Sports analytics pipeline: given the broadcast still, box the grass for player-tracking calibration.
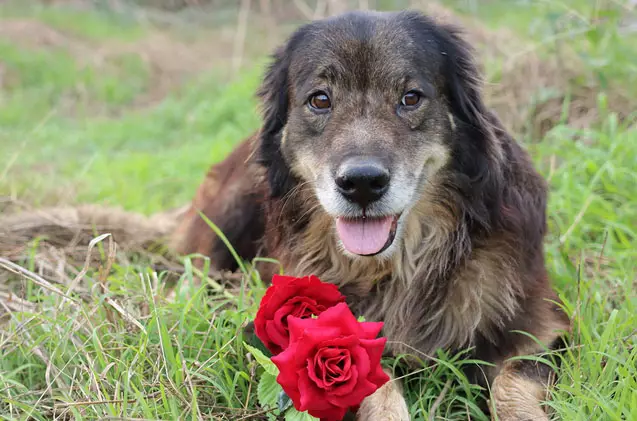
[1,0,636,420]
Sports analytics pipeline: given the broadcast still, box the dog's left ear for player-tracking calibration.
[438,25,491,137]
[256,43,296,198]
[432,21,505,229]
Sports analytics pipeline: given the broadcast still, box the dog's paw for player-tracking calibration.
[355,378,410,421]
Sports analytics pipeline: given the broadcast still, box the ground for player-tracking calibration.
[0,0,635,420]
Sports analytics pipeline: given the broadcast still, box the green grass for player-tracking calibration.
[445,0,637,98]
[0,44,263,211]
[0,1,147,41]
[1,1,636,420]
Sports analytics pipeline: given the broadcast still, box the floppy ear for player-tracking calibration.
[435,23,505,232]
[256,45,296,198]
[438,25,492,137]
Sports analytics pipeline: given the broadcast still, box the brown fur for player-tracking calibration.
[171,10,570,420]
[170,138,267,274]
[356,369,410,421]
[490,360,553,421]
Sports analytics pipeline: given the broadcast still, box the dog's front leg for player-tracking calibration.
[489,359,551,421]
[355,369,410,421]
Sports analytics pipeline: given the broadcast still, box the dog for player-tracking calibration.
[171,10,570,420]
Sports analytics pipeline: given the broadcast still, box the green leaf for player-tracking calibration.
[244,342,279,376]
[278,390,292,413]
[257,372,281,409]
[243,322,273,359]
[284,407,320,421]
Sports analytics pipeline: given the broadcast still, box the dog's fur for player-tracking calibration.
[171,10,570,420]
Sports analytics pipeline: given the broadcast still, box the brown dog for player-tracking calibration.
[171,10,570,420]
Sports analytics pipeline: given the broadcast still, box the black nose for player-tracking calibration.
[335,160,390,207]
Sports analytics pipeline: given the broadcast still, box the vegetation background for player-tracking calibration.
[0,0,635,419]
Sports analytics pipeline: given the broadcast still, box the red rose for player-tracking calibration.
[254,274,345,355]
[271,302,390,421]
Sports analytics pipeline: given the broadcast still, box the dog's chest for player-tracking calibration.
[276,210,521,356]
[283,247,521,358]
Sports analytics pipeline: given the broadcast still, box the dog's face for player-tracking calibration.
[258,10,496,259]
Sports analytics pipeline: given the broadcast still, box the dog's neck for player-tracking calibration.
[272,175,464,289]
[266,186,522,356]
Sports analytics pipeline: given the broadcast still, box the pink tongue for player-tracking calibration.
[335,216,393,255]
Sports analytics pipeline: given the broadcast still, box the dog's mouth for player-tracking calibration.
[335,214,400,256]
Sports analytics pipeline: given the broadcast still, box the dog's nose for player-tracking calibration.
[335,159,390,207]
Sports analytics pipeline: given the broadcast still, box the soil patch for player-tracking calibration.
[419,2,635,137]
[0,18,233,113]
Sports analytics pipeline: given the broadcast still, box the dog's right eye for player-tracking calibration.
[308,92,331,111]
[400,91,422,108]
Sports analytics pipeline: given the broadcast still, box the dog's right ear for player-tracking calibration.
[256,44,295,198]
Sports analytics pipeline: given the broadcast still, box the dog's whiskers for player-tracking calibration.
[276,180,314,226]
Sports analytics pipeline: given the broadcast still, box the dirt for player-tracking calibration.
[0,17,237,112]
[418,2,635,136]
[97,31,235,108]
[0,19,77,49]
[1,1,634,132]
[1,0,635,291]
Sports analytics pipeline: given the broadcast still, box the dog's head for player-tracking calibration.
[257,10,501,259]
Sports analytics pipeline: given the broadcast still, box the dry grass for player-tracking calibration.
[1,2,636,420]
[2,0,635,283]
[0,19,235,112]
[0,204,186,296]
[418,2,635,137]
[3,1,634,127]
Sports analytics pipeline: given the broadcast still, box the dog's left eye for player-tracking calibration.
[308,92,331,111]
[400,91,422,107]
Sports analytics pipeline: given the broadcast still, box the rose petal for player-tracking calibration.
[253,274,345,355]
[268,283,303,309]
[253,286,278,348]
[307,356,326,389]
[272,337,304,383]
[272,345,300,392]
[277,297,322,323]
[310,303,361,335]
[273,301,297,327]
[327,377,379,408]
[359,337,390,386]
[298,371,335,412]
[359,321,384,339]
[286,315,307,346]
[316,347,343,358]
[272,360,302,408]
[359,338,386,367]
[271,274,297,286]
[324,353,348,375]
[302,275,345,303]
[288,319,342,366]
[264,319,289,351]
[350,344,371,380]
[368,366,391,389]
[310,406,348,421]
[317,334,359,350]
[325,355,351,381]
[329,364,359,396]
[308,349,352,389]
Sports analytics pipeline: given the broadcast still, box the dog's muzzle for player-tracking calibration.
[333,157,398,256]
[335,158,390,208]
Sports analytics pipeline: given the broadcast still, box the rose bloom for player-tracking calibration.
[271,302,390,421]
[254,274,345,355]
